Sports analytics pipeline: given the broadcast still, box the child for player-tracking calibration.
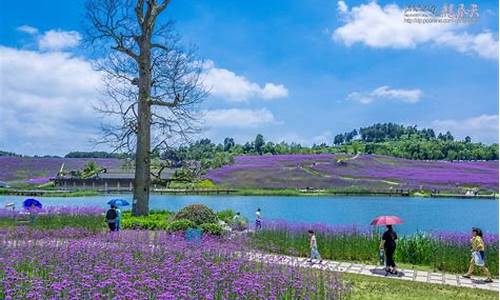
[255,208,262,230]
[115,206,122,231]
[232,212,242,231]
[307,230,322,263]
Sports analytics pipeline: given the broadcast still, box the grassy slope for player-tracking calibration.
[344,273,498,300]
[205,154,499,193]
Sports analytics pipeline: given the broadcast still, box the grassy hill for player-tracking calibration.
[205,154,499,193]
[0,157,124,184]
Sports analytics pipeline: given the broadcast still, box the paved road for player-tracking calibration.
[246,252,499,292]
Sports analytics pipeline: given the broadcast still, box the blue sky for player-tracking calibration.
[0,0,498,155]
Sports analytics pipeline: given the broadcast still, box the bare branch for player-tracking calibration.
[87,3,207,154]
[111,45,139,60]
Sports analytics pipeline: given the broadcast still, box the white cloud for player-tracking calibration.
[0,46,103,155]
[436,31,499,60]
[38,29,81,51]
[203,108,278,128]
[15,25,81,51]
[348,86,422,104]
[17,25,39,35]
[431,114,499,143]
[337,1,348,14]
[333,1,498,59]
[311,131,333,145]
[202,60,288,102]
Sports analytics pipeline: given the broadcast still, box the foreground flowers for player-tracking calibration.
[0,229,348,299]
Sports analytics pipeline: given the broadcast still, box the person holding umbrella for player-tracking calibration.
[23,198,42,224]
[105,205,118,232]
[371,215,403,276]
[380,225,398,275]
[106,199,130,231]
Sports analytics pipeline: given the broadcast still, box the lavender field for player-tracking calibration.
[205,154,499,192]
[0,157,124,184]
[0,229,346,299]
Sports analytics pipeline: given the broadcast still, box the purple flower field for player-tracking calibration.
[0,157,124,183]
[205,154,499,192]
[0,206,104,218]
[0,229,346,299]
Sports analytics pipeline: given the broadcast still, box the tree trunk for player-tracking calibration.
[132,39,152,217]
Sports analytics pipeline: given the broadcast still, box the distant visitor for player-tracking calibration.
[255,208,262,230]
[307,230,322,264]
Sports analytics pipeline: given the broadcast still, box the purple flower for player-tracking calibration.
[0,228,348,299]
[205,154,498,191]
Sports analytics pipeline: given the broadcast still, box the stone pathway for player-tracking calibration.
[245,252,499,292]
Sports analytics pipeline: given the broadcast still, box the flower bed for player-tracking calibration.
[0,229,348,299]
[0,207,105,231]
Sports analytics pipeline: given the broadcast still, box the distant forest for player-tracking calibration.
[162,123,498,165]
[1,123,498,161]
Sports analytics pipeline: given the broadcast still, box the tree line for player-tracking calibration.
[162,123,498,162]
[3,123,498,162]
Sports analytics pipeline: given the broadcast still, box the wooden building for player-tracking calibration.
[52,170,175,192]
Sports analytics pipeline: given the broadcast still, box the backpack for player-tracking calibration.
[106,208,117,220]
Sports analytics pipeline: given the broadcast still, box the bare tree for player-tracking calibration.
[84,0,208,216]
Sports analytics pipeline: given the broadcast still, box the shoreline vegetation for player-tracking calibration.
[0,187,498,199]
[0,205,498,299]
[0,204,499,278]
[1,206,498,277]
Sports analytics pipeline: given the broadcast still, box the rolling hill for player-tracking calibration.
[205,154,499,192]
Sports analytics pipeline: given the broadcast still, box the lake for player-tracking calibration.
[0,194,497,234]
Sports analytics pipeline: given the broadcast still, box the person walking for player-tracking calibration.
[115,206,122,231]
[105,205,118,232]
[307,230,322,263]
[462,227,493,282]
[380,225,398,275]
[255,208,262,231]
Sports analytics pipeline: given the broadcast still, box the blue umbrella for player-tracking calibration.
[23,198,42,209]
[107,199,130,207]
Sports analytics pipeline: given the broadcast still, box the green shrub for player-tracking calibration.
[120,210,171,230]
[216,209,236,224]
[121,217,169,230]
[174,204,217,225]
[194,179,218,189]
[200,223,223,236]
[168,219,195,232]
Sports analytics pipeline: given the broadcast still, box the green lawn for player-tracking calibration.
[344,273,498,300]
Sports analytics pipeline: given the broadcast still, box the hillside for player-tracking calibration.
[0,157,124,183]
[205,154,499,193]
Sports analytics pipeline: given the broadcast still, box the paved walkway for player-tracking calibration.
[246,252,499,292]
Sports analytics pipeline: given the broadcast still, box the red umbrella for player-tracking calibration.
[370,215,403,226]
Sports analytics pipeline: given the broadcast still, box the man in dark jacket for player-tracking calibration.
[105,205,118,231]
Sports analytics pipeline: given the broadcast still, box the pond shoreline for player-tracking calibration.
[1,188,498,199]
